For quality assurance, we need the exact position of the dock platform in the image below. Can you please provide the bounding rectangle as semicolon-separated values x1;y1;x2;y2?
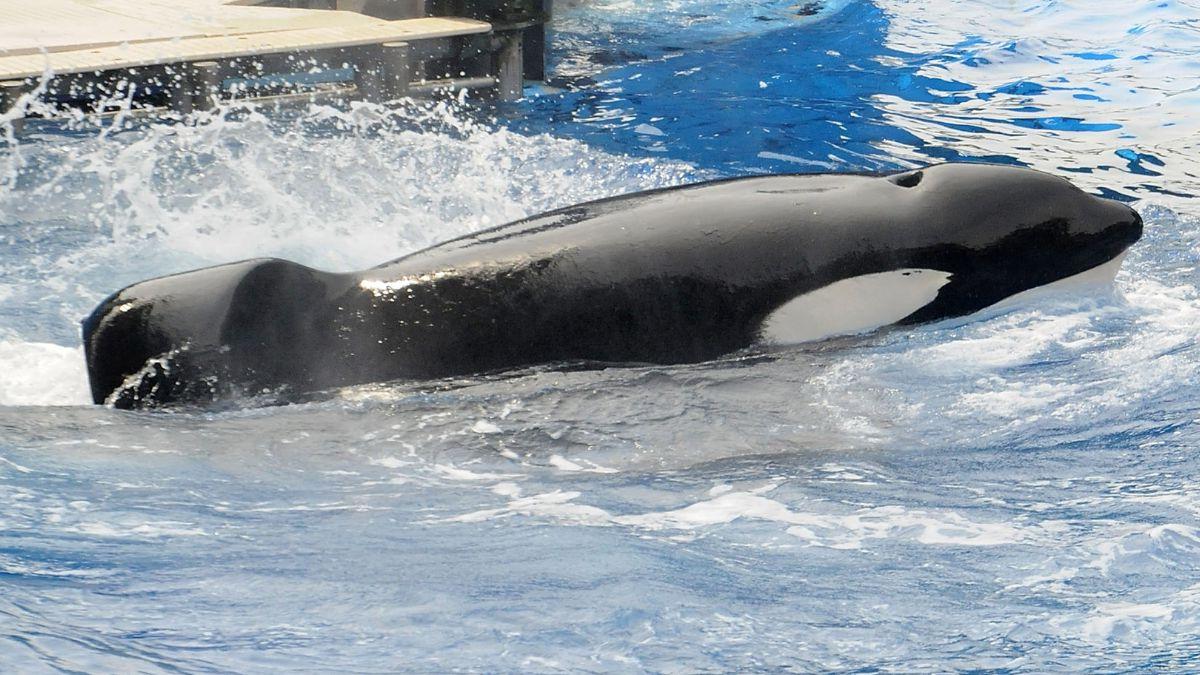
0;0;551;124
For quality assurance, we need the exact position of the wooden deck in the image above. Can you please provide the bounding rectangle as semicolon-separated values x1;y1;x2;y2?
1;1;384;57
0;17;489;81
0;1;489;81
0;0;547;124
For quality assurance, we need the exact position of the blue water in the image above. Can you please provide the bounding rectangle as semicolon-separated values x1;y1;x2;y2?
2;0;1200;671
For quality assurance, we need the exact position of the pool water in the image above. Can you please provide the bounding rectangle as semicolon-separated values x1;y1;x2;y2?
2;0;1200;671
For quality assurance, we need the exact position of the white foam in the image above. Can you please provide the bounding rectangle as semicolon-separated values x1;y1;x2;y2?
470;420;502;434
368;456;409;470
0;553;113;579
490;482;522;498
953;269;1196;425
615;492;797;529
548;455;620;473
1078;601;1178;642
245;503;378;513
444;489;1032;549
549;455;586;471
433;464;521;482
615;494;1027;548
0;456;32;474
916;311;1097;374
1086;523;1200;577
69;520;207;538
0;340;91;407
1;99;700;408
1008;515;1200;646
756;151;839;169
1112;276;1200;365
1049;583;1200;644
955;379;1079;419
446;490;612;526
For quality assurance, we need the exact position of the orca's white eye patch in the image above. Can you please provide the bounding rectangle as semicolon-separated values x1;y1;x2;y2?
762;269;953;344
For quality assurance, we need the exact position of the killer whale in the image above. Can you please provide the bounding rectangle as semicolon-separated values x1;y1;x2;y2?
82;163;1142;409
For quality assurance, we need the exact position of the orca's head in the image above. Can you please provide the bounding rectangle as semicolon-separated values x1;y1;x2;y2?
877;163;1143;322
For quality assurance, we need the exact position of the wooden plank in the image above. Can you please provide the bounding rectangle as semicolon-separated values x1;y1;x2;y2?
0;1;401;57
0;17;491;81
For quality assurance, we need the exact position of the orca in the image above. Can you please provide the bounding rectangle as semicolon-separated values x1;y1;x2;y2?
82;163;1142;409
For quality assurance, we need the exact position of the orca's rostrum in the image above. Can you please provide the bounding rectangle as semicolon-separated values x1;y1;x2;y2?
83;163;1142;409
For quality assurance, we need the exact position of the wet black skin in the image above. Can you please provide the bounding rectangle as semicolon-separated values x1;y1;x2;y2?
82;163;1142;409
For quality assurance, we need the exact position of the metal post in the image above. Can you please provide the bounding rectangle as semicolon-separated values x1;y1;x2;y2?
193;61;222;112
337;0;423;17
524;0;552;81
166;64;194;116
358;42;412;103
0;80;23;113
381;42;412;99
356;44;385;103
1;80;27;136
400;0;426;18
497;30;524;101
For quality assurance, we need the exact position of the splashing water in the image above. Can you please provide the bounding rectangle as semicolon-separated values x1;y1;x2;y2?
0;99;699;406
2;0;1200;671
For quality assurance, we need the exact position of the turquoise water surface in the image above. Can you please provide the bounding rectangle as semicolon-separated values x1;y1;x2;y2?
2;0;1199;671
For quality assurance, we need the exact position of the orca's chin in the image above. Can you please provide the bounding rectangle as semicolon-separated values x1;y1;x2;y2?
978;251;1129;317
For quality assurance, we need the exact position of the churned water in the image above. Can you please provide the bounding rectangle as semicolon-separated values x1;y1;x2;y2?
2;0;1200;671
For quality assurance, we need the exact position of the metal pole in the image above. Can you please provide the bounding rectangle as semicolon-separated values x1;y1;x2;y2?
497;30;524;101
166;64;194;116
0;80;23;113
355;44;386;102
524;0;551;81
381;42;412;100
1;80;27;136
359;42;413;103
337;0;423;16
402;0;426;18
193;61;222;112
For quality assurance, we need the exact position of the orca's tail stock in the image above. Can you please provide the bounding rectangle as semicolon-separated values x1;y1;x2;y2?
82;259;345;408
